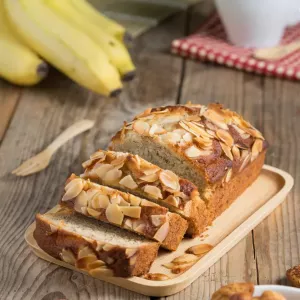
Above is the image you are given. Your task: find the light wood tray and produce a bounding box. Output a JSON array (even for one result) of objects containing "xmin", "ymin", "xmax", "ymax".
[{"xmin": 25, "ymin": 165, "xmax": 293, "ymax": 297}]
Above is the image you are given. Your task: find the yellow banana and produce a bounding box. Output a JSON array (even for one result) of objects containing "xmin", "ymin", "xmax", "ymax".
[
  {"xmin": 4, "ymin": 0, "xmax": 122, "ymax": 97},
  {"xmin": 47, "ymin": 0, "xmax": 135, "ymax": 81},
  {"xmin": 69, "ymin": 0, "xmax": 131, "ymax": 44},
  {"xmin": 0, "ymin": 0, "xmax": 47, "ymax": 86}
]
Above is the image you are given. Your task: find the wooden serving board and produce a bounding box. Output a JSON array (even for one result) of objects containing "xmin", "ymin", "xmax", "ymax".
[{"xmin": 25, "ymin": 165, "xmax": 293, "ymax": 297}]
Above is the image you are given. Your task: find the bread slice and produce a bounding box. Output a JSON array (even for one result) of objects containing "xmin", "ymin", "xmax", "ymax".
[
  {"xmin": 34, "ymin": 206, "xmax": 159, "ymax": 277},
  {"xmin": 109, "ymin": 103, "xmax": 268, "ymax": 222},
  {"xmin": 81, "ymin": 150, "xmax": 208, "ymax": 237},
  {"xmin": 60, "ymin": 175, "xmax": 188, "ymax": 250}
]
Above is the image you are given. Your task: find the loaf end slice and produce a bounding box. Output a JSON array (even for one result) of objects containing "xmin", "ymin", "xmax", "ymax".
[
  {"xmin": 34, "ymin": 207, "xmax": 159, "ymax": 277},
  {"xmin": 61, "ymin": 175, "xmax": 188, "ymax": 250},
  {"xmin": 81, "ymin": 150, "xmax": 208, "ymax": 237}
]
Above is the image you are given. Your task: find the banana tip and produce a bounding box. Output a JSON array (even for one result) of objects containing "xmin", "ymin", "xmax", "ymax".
[
  {"xmin": 122, "ymin": 70, "xmax": 136, "ymax": 82},
  {"xmin": 37, "ymin": 62, "xmax": 49, "ymax": 79},
  {"xmin": 110, "ymin": 88, "xmax": 122, "ymax": 98}
]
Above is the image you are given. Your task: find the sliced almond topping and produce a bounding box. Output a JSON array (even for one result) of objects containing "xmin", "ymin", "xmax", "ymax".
[
  {"xmin": 93, "ymin": 164, "xmax": 114, "ymax": 179},
  {"xmin": 185, "ymin": 145, "xmax": 211, "ymax": 158},
  {"xmin": 78, "ymin": 246, "xmax": 95, "ymax": 259},
  {"xmin": 225, "ymin": 169, "xmax": 233, "ymax": 183},
  {"xmin": 241, "ymin": 133, "xmax": 251, "ymax": 139},
  {"xmin": 179, "ymin": 121, "xmax": 211, "ymax": 138},
  {"xmin": 129, "ymin": 255, "xmax": 137, "ymax": 265},
  {"xmin": 105, "ymin": 203, "xmax": 124, "ymax": 225},
  {"xmin": 171, "ymin": 261, "xmax": 196, "ymax": 274},
  {"xmin": 62, "ymin": 179, "xmax": 84, "ymax": 201},
  {"xmin": 119, "ymin": 175, "xmax": 138, "ymax": 189},
  {"xmin": 149, "ymin": 124, "xmax": 166, "ymax": 136},
  {"xmin": 49, "ymin": 224, "xmax": 58, "ymax": 233},
  {"xmin": 110, "ymin": 193, "xmax": 122, "ymax": 205},
  {"xmin": 87, "ymin": 260, "xmax": 106, "ymax": 270},
  {"xmin": 89, "ymin": 267, "xmax": 114, "ymax": 277},
  {"xmin": 86, "ymin": 188, "xmax": 99, "ymax": 200},
  {"xmin": 74, "ymin": 190, "xmax": 88, "ymax": 213},
  {"xmin": 199, "ymin": 105, "xmax": 207, "ymax": 116},
  {"xmin": 95, "ymin": 241, "xmax": 105, "ymax": 252},
  {"xmin": 252, "ymin": 139, "xmax": 263, "ymax": 156},
  {"xmin": 183, "ymin": 132, "xmax": 193, "ymax": 142},
  {"xmin": 153, "ymin": 221, "xmax": 169, "ymax": 242},
  {"xmin": 87, "ymin": 207, "xmax": 102, "ymax": 218},
  {"xmin": 162, "ymin": 262, "xmax": 175, "ymax": 269},
  {"xmin": 139, "ymin": 173, "xmax": 159, "ymax": 183},
  {"xmin": 232, "ymin": 145, "xmax": 241, "ymax": 159},
  {"xmin": 133, "ymin": 120, "xmax": 150, "ymax": 135},
  {"xmin": 124, "ymin": 218, "xmax": 133, "ymax": 229},
  {"xmin": 239, "ymin": 153, "xmax": 251, "ymax": 172},
  {"xmin": 141, "ymin": 165, "xmax": 160, "ymax": 176},
  {"xmin": 119, "ymin": 198, "xmax": 130, "ymax": 206},
  {"xmin": 129, "ymin": 194, "xmax": 141, "ymax": 206},
  {"xmin": 90, "ymin": 151, "xmax": 106, "ymax": 160},
  {"xmin": 81, "ymin": 207, "xmax": 88, "ymax": 216},
  {"xmin": 244, "ymin": 127, "xmax": 265, "ymax": 140},
  {"xmin": 132, "ymin": 219, "xmax": 144, "ymax": 230},
  {"xmin": 91, "ymin": 193, "xmax": 110, "ymax": 209},
  {"xmin": 220, "ymin": 142, "xmax": 234, "ymax": 160},
  {"xmin": 216, "ymin": 129, "xmax": 234, "ymax": 147},
  {"xmin": 141, "ymin": 199, "xmax": 159, "ymax": 207},
  {"xmin": 186, "ymin": 244, "xmax": 213, "ymax": 256},
  {"xmin": 152, "ymin": 108, "xmax": 169, "ymax": 114},
  {"xmin": 159, "ymin": 170, "xmax": 180, "ymax": 192},
  {"xmin": 143, "ymin": 185, "xmax": 163, "ymax": 199},
  {"xmin": 144, "ymin": 273, "xmax": 170, "ymax": 281},
  {"xmin": 164, "ymin": 195, "xmax": 179, "ymax": 208},
  {"xmin": 82, "ymin": 159, "xmax": 94, "ymax": 169},
  {"xmin": 172, "ymin": 253, "xmax": 199, "ymax": 264},
  {"xmin": 103, "ymin": 168, "xmax": 122, "ymax": 182},
  {"xmin": 110, "ymin": 154, "xmax": 126, "ymax": 168},
  {"xmin": 203, "ymin": 109, "xmax": 228, "ymax": 130},
  {"xmin": 60, "ymin": 249, "xmax": 76, "ymax": 265},
  {"xmin": 134, "ymin": 224, "xmax": 146, "ymax": 234},
  {"xmin": 194, "ymin": 136, "xmax": 213, "ymax": 149},
  {"xmin": 76, "ymin": 255, "xmax": 98, "ymax": 269},
  {"xmin": 120, "ymin": 206, "xmax": 141, "ymax": 218},
  {"xmin": 164, "ymin": 132, "xmax": 181, "ymax": 144},
  {"xmin": 102, "ymin": 244, "xmax": 115, "ymax": 252},
  {"xmin": 125, "ymin": 248, "xmax": 137, "ymax": 258},
  {"xmin": 241, "ymin": 149, "xmax": 250, "ymax": 159},
  {"xmin": 150, "ymin": 215, "xmax": 167, "ymax": 227}
]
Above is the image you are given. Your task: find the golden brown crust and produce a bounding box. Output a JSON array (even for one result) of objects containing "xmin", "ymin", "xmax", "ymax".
[
  {"xmin": 81, "ymin": 150, "xmax": 207, "ymax": 237},
  {"xmin": 286, "ymin": 264, "xmax": 300, "ymax": 287},
  {"xmin": 211, "ymin": 282, "xmax": 255, "ymax": 300},
  {"xmin": 60, "ymin": 175, "xmax": 188, "ymax": 251},
  {"xmin": 34, "ymin": 212, "xmax": 159, "ymax": 277}
]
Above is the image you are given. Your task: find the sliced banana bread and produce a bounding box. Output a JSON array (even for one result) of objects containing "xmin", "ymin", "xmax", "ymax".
[
  {"xmin": 60, "ymin": 174, "xmax": 188, "ymax": 250},
  {"xmin": 34, "ymin": 207, "xmax": 159, "ymax": 277},
  {"xmin": 81, "ymin": 150, "xmax": 208, "ymax": 237},
  {"xmin": 109, "ymin": 103, "xmax": 268, "ymax": 222}
]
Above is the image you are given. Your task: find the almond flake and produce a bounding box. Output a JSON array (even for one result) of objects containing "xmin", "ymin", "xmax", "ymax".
[
  {"xmin": 203, "ymin": 109, "xmax": 228, "ymax": 130},
  {"xmin": 105, "ymin": 203, "xmax": 124, "ymax": 225},
  {"xmin": 119, "ymin": 175, "xmax": 138, "ymax": 189},
  {"xmin": 186, "ymin": 244, "xmax": 213, "ymax": 256},
  {"xmin": 216, "ymin": 129, "xmax": 234, "ymax": 147},
  {"xmin": 110, "ymin": 154, "xmax": 126, "ymax": 168},
  {"xmin": 144, "ymin": 273, "xmax": 170, "ymax": 281},
  {"xmin": 134, "ymin": 224, "xmax": 146, "ymax": 234},
  {"xmin": 87, "ymin": 260, "xmax": 106, "ymax": 270},
  {"xmin": 149, "ymin": 124, "xmax": 166, "ymax": 136},
  {"xmin": 231, "ymin": 145, "xmax": 241, "ymax": 159},
  {"xmin": 185, "ymin": 145, "xmax": 211, "ymax": 158},
  {"xmin": 129, "ymin": 194, "xmax": 141, "ymax": 206},
  {"xmin": 133, "ymin": 120, "xmax": 150, "ymax": 135},
  {"xmin": 143, "ymin": 185, "xmax": 163, "ymax": 199},
  {"xmin": 90, "ymin": 151, "xmax": 106, "ymax": 161},
  {"xmin": 244, "ymin": 127, "xmax": 264, "ymax": 140},
  {"xmin": 171, "ymin": 261, "xmax": 196, "ymax": 274},
  {"xmin": 141, "ymin": 199, "xmax": 159, "ymax": 207},
  {"xmin": 183, "ymin": 132, "xmax": 193, "ymax": 142},
  {"xmin": 60, "ymin": 249, "xmax": 76, "ymax": 265},
  {"xmin": 225, "ymin": 169, "xmax": 233, "ymax": 183},
  {"xmin": 150, "ymin": 215, "xmax": 167, "ymax": 227},
  {"xmin": 78, "ymin": 246, "xmax": 95, "ymax": 259},
  {"xmin": 62, "ymin": 179, "xmax": 84, "ymax": 201},
  {"xmin": 252, "ymin": 139, "xmax": 263, "ymax": 155},
  {"xmin": 120, "ymin": 206, "xmax": 141, "ymax": 218},
  {"xmin": 220, "ymin": 142, "xmax": 234, "ymax": 160},
  {"xmin": 87, "ymin": 207, "xmax": 101, "ymax": 218},
  {"xmin": 110, "ymin": 194, "xmax": 122, "ymax": 205},
  {"xmin": 141, "ymin": 165, "xmax": 160, "ymax": 176},
  {"xmin": 93, "ymin": 164, "xmax": 114, "ymax": 179},
  {"xmin": 162, "ymin": 263, "xmax": 175, "ymax": 269},
  {"xmin": 82, "ymin": 159, "xmax": 94, "ymax": 169},
  {"xmin": 164, "ymin": 132, "xmax": 181, "ymax": 144},
  {"xmin": 239, "ymin": 154, "xmax": 251, "ymax": 172},
  {"xmin": 152, "ymin": 108, "xmax": 169, "ymax": 114},
  {"xmin": 139, "ymin": 173, "xmax": 159, "ymax": 183},
  {"xmin": 241, "ymin": 133, "xmax": 251, "ymax": 139},
  {"xmin": 124, "ymin": 218, "xmax": 133, "ymax": 229},
  {"xmin": 125, "ymin": 248, "xmax": 137, "ymax": 258},
  {"xmin": 199, "ymin": 105, "xmax": 207, "ymax": 116},
  {"xmin": 159, "ymin": 170, "xmax": 180, "ymax": 191},
  {"xmin": 153, "ymin": 221, "xmax": 169, "ymax": 242},
  {"xmin": 74, "ymin": 191, "xmax": 88, "ymax": 213},
  {"xmin": 49, "ymin": 224, "xmax": 58, "ymax": 233},
  {"xmin": 102, "ymin": 244, "xmax": 115, "ymax": 252},
  {"xmin": 103, "ymin": 168, "xmax": 122, "ymax": 182},
  {"xmin": 91, "ymin": 193, "xmax": 110, "ymax": 209},
  {"xmin": 119, "ymin": 198, "xmax": 130, "ymax": 206},
  {"xmin": 172, "ymin": 253, "xmax": 199, "ymax": 264},
  {"xmin": 89, "ymin": 267, "xmax": 114, "ymax": 277},
  {"xmin": 164, "ymin": 195, "xmax": 179, "ymax": 208}
]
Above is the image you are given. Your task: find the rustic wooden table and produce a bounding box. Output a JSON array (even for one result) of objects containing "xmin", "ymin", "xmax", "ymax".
[{"xmin": 0, "ymin": 2, "xmax": 299, "ymax": 300}]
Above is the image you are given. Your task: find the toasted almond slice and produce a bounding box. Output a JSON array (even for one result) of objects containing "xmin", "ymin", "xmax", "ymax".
[
  {"xmin": 87, "ymin": 260, "xmax": 106, "ymax": 270},
  {"xmin": 74, "ymin": 190, "xmax": 88, "ymax": 213},
  {"xmin": 163, "ymin": 132, "xmax": 181, "ymax": 144},
  {"xmin": 49, "ymin": 224, "xmax": 58, "ymax": 234},
  {"xmin": 241, "ymin": 133, "xmax": 251, "ymax": 139},
  {"xmin": 91, "ymin": 193, "xmax": 110, "ymax": 209},
  {"xmin": 62, "ymin": 179, "xmax": 84, "ymax": 201},
  {"xmin": 164, "ymin": 195, "xmax": 179, "ymax": 208},
  {"xmin": 110, "ymin": 154, "xmax": 126, "ymax": 167},
  {"xmin": 153, "ymin": 221, "xmax": 169, "ymax": 242},
  {"xmin": 216, "ymin": 129, "xmax": 234, "ymax": 147},
  {"xmin": 172, "ymin": 253, "xmax": 199, "ymax": 264},
  {"xmin": 60, "ymin": 249, "xmax": 76, "ymax": 265},
  {"xmin": 129, "ymin": 194, "xmax": 141, "ymax": 206},
  {"xmin": 220, "ymin": 142, "xmax": 234, "ymax": 160},
  {"xmin": 110, "ymin": 193, "xmax": 122, "ymax": 205},
  {"xmin": 239, "ymin": 153, "xmax": 251, "ymax": 172},
  {"xmin": 89, "ymin": 267, "xmax": 114, "ymax": 277},
  {"xmin": 241, "ymin": 149, "xmax": 250, "ymax": 159},
  {"xmin": 186, "ymin": 244, "xmax": 213, "ymax": 256},
  {"xmin": 81, "ymin": 207, "xmax": 88, "ymax": 216},
  {"xmin": 244, "ymin": 127, "xmax": 265, "ymax": 140},
  {"xmin": 141, "ymin": 165, "xmax": 160, "ymax": 176},
  {"xmin": 183, "ymin": 132, "xmax": 193, "ymax": 142},
  {"xmin": 135, "ymin": 224, "xmax": 146, "ymax": 234},
  {"xmin": 129, "ymin": 255, "xmax": 137, "ymax": 266},
  {"xmin": 95, "ymin": 241, "xmax": 105, "ymax": 252},
  {"xmin": 87, "ymin": 207, "xmax": 101, "ymax": 218},
  {"xmin": 119, "ymin": 175, "xmax": 138, "ymax": 189},
  {"xmin": 120, "ymin": 206, "xmax": 141, "ymax": 218},
  {"xmin": 185, "ymin": 145, "xmax": 211, "ymax": 158},
  {"xmin": 124, "ymin": 218, "xmax": 133, "ymax": 229},
  {"xmin": 159, "ymin": 170, "xmax": 180, "ymax": 191},
  {"xmin": 203, "ymin": 109, "xmax": 228, "ymax": 130},
  {"xmin": 125, "ymin": 248, "xmax": 137, "ymax": 258},
  {"xmin": 225, "ymin": 169, "xmax": 233, "ymax": 183},
  {"xmin": 105, "ymin": 203, "xmax": 124, "ymax": 225},
  {"xmin": 232, "ymin": 145, "xmax": 241, "ymax": 159},
  {"xmin": 144, "ymin": 273, "xmax": 170, "ymax": 281},
  {"xmin": 152, "ymin": 108, "xmax": 170, "ymax": 114},
  {"xmin": 149, "ymin": 124, "xmax": 166, "ymax": 136},
  {"xmin": 119, "ymin": 197, "xmax": 130, "ymax": 206},
  {"xmin": 103, "ymin": 168, "xmax": 122, "ymax": 182},
  {"xmin": 93, "ymin": 164, "xmax": 114, "ymax": 179},
  {"xmin": 78, "ymin": 246, "xmax": 95, "ymax": 259},
  {"xmin": 139, "ymin": 173, "xmax": 159, "ymax": 183},
  {"xmin": 82, "ymin": 159, "xmax": 94, "ymax": 169},
  {"xmin": 76, "ymin": 255, "xmax": 98, "ymax": 269},
  {"xmin": 173, "ymin": 129, "xmax": 188, "ymax": 137},
  {"xmin": 252, "ymin": 139, "xmax": 263, "ymax": 155},
  {"xmin": 133, "ymin": 120, "xmax": 150, "ymax": 135},
  {"xmin": 199, "ymin": 105, "xmax": 207, "ymax": 116},
  {"xmin": 171, "ymin": 261, "xmax": 196, "ymax": 274},
  {"xmin": 141, "ymin": 199, "xmax": 159, "ymax": 207},
  {"xmin": 162, "ymin": 262, "xmax": 175, "ymax": 269},
  {"xmin": 102, "ymin": 244, "xmax": 115, "ymax": 252},
  {"xmin": 90, "ymin": 151, "xmax": 106, "ymax": 160},
  {"xmin": 143, "ymin": 185, "xmax": 163, "ymax": 199},
  {"xmin": 150, "ymin": 215, "xmax": 167, "ymax": 227},
  {"xmin": 132, "ymin": 219, "xmax": 144, "ymax": 230},
  {"xmin": 86, "ymin": 188, "xmax": 99, "ymax": 200}
]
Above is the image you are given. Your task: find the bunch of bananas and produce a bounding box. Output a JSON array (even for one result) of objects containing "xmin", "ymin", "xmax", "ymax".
[{"xmin": 0, "ymin": 0, "xmax": 135, "ymax": 97}]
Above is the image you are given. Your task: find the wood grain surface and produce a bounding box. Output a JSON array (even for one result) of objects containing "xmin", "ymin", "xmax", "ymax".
[{"xmin": 0, "ymin": 1, "xmax": 299, "ymax": 300}]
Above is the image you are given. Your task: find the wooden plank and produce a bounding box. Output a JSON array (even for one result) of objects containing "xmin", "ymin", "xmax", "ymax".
[
  {"xmin": 0, "ymin": 80, "xmax": 21, "ymax": 142},
  {"xmin": 253, "ymin": 78, "xmax": 300, "ymax": 285},
  {"xmin": 0, "ymin": 11, "xmax": 185, "ymax": 300}
]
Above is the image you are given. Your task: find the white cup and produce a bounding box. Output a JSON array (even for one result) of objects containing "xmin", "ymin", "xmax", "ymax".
[{"xmin": 215, "ymin": 0, "xmax": 287, "ymax": 48}]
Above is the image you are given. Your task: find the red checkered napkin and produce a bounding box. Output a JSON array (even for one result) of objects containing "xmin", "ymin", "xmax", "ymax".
[{"xmin": 171, "ymin": 14, "xmax": 300, "ymax": 80}]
